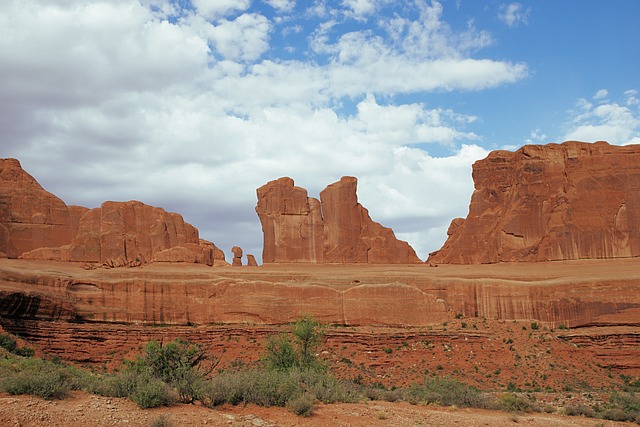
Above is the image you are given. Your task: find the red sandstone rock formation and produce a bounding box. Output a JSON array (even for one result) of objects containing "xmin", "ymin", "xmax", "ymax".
[
  {"xmin": 0, "ymin": 159, "xmax": 76, "ymax": 258},
  {"xmin": 321, "ymin": 177, "xmax": 421, "ymax": 263},
  {"xmin": 246, "ymin": 254, "xmax": 258, "ymax": 266},
  {"xmin": 256, "ymin": 176, "xmax": 421, "ymax": 264},
  {"xmin": 0, "ymin": 157, "xmax": 222, "ymax": 266},
  {"xmin": 255, "ymin": 177, "xmax": 324, "ymax": 263},
  {"xmin": 429, "ymin": 141, "xmax": 640, "ymax": 264},
  {"xmin": 231, "ymin": 246, "xmax": 243, "ymax": 266},
  {"xmin": 22, "ymin": 200, "xmax": 213, "ymax": 266}
]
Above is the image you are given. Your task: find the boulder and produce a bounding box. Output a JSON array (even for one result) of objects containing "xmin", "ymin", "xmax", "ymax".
[
  {"xmin": 256, "ymin": 176, "xmax": 421, "ymax": 264},
  {"xmin": 428, "ymin": 141, "xmax": 640, "ymax": 264},
  {"xmin": 0, "ymin": 158, "xmax": 76, "ymax": 258}
]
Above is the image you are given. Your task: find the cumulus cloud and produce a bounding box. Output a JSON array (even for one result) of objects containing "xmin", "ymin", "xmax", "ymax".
[
  {"xmin": 563, "ymin": 90, "xmax": 640, "ymax": 145},
  {"xmin": 498, "ymin": 2, "xmax": 530, "ymax": 27},
  {"xmin": 264, "ymin": 0, "xmax": 296, "ymax": 13},
  {"xmin": 209, "ymin": 13, "xmax": 272, "ymax": 61},
  {"xmin": 192, "ymin": 0, "xmax": 251, "ymax": 20},
  {"xmin": 0, "ymin": 0, "xmax": 531, "ymax": 261}
]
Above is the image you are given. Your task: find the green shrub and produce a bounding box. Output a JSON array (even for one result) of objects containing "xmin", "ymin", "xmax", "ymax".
[
  {"xmin": 0, "ymin": 333, "xmax": 34, "ymax": 357},
  {"xmin": 0, "ymin": 333, "xmax": 18, "ymax": 353},
  {"xmin": 286, "ymin": 393, "xmax": 315, "ymax": 417},
  {"xmin": 0, "ymin": 357, "xmax": 83, "ymax": 400},
  {"xmin": 495, "ymin": 392, "xmax": 532, "ymax": 413},
  {"xmin": 131, "ymin": 374, "xmax": 176, "ymax": 409},
  {"xmin": 605, "ymin": 392, "xmax": 640, "ymax": 423},
  {"xmin": 405, "ymin": 377, "xmax": 487, "ymax": 408}
]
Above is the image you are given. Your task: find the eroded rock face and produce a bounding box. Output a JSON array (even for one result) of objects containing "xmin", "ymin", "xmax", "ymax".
[
  {"xmin": 255, "ymin": 177, "xmax": 324, "ymax": 263},
  {"xmin": 0, "ymin": 159, "xmax": 76, "ymax": 258},
  {"xmin": 256, "ymin": 176, "xmax": 421, "ymax": 263},
  {"xmin": 22, "ymin": 200, "xmax": 210, "ymax": 266},
  {"xmin": 429, "ymin": 141, "xmax": 640, "ymax": 264}
]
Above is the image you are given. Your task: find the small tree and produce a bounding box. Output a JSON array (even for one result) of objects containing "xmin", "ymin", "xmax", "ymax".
[
  {"xmin": 130, "ymin": 338, "xmax": 216, "ymax": 403},
  {"xmin": 291, "ymin": 314, "xmax": 324, "ymax": 369},
  {"xmin": 265, "ymin": 314, "xmax": 325, "ymax": 372}
]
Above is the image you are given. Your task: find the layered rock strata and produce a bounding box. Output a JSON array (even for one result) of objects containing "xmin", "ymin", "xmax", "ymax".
[
  {"xmin": 0, "ymin": 259, "xmax": 638, "ymax": 328},
  {"xmin": 429, "ymin": 141, "xmax": 640, "ymax": 264},
  {"xmin": 256, "ymin": 176, "xmax": 421, "ymax": 264}
]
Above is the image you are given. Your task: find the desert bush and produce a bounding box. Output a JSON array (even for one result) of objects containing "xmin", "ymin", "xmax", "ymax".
[
  {"xmin": 131, "ymin": 374, "xmax": 176, "ymax": 409},
  {"xmin": 0, "ymin": 333, "xmax": 18, "ymax": 353},
  {"xmin": 286, "ymin": 393, "xmax": 315, "ymax": 417},
  {"xmin": 604, "ymin": 392, "xmax": 640, "ymax": 423},
  {"xmin": 0, "ymin": 332, "xmax": 34, "ymax": 357},
  {"xmin": 564, "ymin": 403, "xmax": 594, "ymax": 417},
  {"xmin": 494, "ymin": 392, "xmax": 533, "ymax": 413},
  {"xmin": 403, "ymin": 377, "xmax": 487, "ymax": 408},
  {"xmin": 150, "ymin": 414, "xmax": 174, "ymax": 427},
  {"xmin": 0, "ymin": 357, "xmax": 84, "ymax": 400}
]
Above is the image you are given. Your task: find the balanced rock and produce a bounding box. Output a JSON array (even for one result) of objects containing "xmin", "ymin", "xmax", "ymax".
[
  {"xmin": 0, "ymin": 159, "xmax": 76, "ymax": 258},
  {"xmin": 231, "ymin": 246, "xmax": 243, "ymax": 266},
  {"xmin": 428, "ymin": 141, "xmax": 640, "ymax": 264},
  {"xmin": 256, "ymin": 176, "xmax": 421, "ymax": 264}
]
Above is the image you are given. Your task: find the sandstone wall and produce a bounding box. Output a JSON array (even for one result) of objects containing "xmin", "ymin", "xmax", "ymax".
[
  {"xmin": 256, "ymin": 176, "xmax": 421, "ymax": 264},
  {"xmin": 429, "ymin": 141, "xmax": 640, "ymax": 264},
  {"xmin": 1, "ymin": 260, "xmax": 637, "ymax": 328},
  {"xmin": 0, "ymin": 157, "xmax": 222, "ymax": 266},
  {"xmin": 0, "ymin": 159, "xmax": 76, "ymax": 258}
]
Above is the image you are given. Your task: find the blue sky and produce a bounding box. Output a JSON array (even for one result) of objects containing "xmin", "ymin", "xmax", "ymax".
[{"xmin": 1, "ymin": 0, "xmax": 639, "ymax": 262}]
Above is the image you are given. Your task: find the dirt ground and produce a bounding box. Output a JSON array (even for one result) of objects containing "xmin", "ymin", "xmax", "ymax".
[{"xmin": 1, "ymin": 391, "xmax": 636, "ymax": 427}]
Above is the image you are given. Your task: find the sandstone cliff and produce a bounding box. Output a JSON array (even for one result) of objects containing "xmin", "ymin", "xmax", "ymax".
[
  {"xmin": 21, "ymin": 200, "xmax": 221, "ymax": 266},
  {"xmin": 0, "ymin": 159, "xmax": 76, "ymax": 258},
  {"xmin": 0, "ymin": 158, "xmax": 222, "ymax": 266},
  {"xmin": 429, "ymin": 141, "xmax": 640, "ymax": 264},
  {"xmin": 256, "ymin": 176, "xmax": 421, "ymax": 264}
]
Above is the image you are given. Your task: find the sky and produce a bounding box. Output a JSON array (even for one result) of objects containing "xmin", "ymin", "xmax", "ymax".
[{"xmin": 1, "ymin": 0, "xmax": 639, "ymax": 263}]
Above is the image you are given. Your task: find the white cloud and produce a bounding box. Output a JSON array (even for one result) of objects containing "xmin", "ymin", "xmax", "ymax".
[
  {"xmin": 209, "ymin": 13, "xmax": 271, "ymax": 61},
  {"xmin": 342, "ymin": 0, "xmax": 382, "ymax": 19},
  {"xmin": 525, "ymin": 127, "xmax": 547, "ymax": 144},
  {"xmin": 594, "ymin": 89, "xmax": 609, "ymax": 100},
  {"xmin": 264, "ymin": 0, "xmax": 296, "ymax": 13},
  {"xmin": 0, "ymin": 0, "xmax": 531, "ymax": 261},
  {"xmin": 564, "ymin": 90, "xmax": 640, "ymax": 145},
  {"xmin": 498, "ymin": 2, "xmax": 530, "ymax": 27},
  {"xmin": 192, "ymin": 0, "xmax": 251, "ymax": 20}
]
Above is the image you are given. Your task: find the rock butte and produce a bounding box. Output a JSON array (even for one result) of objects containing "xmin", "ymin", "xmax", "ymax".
[
  {"xmin": 256, "ymin": 176, "xmax": 422, "ymax": 264},
  {"xmin": 429, "ymin": 141, "xmax": 640, "ymax": 264},
  {"xmin": 0, "ymin": 158, "xmax": 225, "ymax": 267}
]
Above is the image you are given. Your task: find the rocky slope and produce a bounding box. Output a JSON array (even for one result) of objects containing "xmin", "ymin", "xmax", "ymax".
[
  {"xmin": 256, "ymin": 176, "xmax": 421, "ymax": 264},
  {"xmin": 429, "ymin": 141, "xmax": 640, "ymax": 264}
]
